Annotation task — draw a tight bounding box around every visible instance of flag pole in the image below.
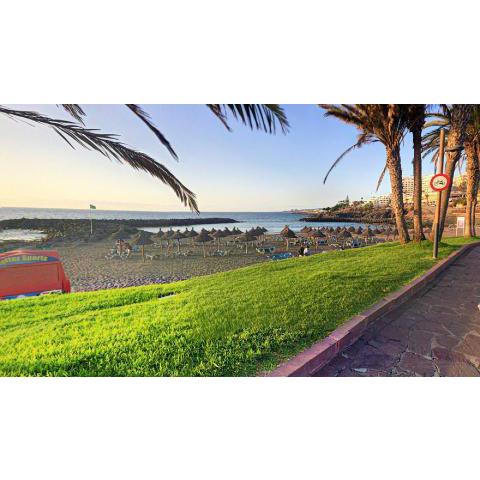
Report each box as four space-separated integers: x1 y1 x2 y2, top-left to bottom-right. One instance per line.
89 205 94 236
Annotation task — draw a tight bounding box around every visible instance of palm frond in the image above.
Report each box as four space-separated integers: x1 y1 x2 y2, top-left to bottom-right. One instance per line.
125 104 179 160
423 119 449 128
0 106 198 212
320 104 363 127
323 132 374 184
376 164 388 192
207 104 289 134
60 104 85 124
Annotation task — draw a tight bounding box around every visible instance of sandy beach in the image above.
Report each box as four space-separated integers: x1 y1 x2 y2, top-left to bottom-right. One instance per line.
54 238 273 291
0 224 462 293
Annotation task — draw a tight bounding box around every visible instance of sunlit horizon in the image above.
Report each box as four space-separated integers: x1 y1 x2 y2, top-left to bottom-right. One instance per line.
0 104 438 213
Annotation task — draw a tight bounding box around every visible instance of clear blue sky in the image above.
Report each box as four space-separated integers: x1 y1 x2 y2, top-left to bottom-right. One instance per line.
0 104 437 212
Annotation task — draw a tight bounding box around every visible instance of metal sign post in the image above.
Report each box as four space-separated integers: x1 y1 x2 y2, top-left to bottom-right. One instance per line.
432 129 447 259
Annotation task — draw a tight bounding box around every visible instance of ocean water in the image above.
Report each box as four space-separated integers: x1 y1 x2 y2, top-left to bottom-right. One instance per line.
0 207 368 241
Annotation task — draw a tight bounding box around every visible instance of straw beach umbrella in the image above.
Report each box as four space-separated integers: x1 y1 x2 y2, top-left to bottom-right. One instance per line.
348 226 356 233
132 230 154 262
151 229 165 251
212 229 227 249
187 228 198 245
110 226 131 255
309 229 325 248
280 225 296 250
236 231 257 254
172 229 186 253
195 230 214 257
160 229 172 253
363 228 374 244
254 226 267 241
339 230 352 245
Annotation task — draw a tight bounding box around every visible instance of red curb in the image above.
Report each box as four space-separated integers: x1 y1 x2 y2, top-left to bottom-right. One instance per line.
268 241 480 377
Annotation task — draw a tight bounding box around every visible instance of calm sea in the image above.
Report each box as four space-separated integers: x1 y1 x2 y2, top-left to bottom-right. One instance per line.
0 207 366 240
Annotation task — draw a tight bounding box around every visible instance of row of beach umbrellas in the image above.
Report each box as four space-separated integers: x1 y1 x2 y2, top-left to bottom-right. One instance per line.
109 223 400 260
110 225 269 258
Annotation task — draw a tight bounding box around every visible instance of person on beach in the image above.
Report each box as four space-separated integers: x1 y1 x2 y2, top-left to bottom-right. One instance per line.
303 246 309 256
298 245 305 256
123 242 132 257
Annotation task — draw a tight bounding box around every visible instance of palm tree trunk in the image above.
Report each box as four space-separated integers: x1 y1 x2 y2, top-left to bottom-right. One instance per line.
386 147 410 244
472 141 480 236
464 141 477 238
412 125 424 242
438 104 473 238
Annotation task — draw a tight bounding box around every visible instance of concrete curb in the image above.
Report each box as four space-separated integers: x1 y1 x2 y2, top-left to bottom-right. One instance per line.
268 241 480 377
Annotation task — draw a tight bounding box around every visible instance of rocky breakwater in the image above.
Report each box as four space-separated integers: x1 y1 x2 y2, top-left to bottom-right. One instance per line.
300 206 394 225
0 217 238 244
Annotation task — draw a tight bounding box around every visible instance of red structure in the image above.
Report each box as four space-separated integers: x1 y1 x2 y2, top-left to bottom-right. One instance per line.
0 250 71 300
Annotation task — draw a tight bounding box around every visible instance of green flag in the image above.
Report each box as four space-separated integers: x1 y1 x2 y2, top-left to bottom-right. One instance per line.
90 204 96 210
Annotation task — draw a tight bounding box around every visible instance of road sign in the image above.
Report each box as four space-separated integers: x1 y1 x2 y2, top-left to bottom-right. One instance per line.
430 173 451 192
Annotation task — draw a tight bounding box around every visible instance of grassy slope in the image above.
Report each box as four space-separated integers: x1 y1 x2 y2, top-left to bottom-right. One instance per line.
0 238 475 376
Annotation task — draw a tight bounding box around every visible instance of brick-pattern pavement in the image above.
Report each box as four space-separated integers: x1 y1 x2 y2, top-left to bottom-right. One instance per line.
314 247 480 377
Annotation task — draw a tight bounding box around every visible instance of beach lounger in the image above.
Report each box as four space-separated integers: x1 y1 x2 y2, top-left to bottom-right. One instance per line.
209 250 228 257
269 252 293 261
256 246 275 255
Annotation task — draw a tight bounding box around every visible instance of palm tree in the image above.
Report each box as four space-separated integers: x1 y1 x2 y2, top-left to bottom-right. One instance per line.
464 138 479 237
463 107 480 237
423 105 476 238
422 104 473 238
0 104 289 213
406 104 426 242
320 104 410 244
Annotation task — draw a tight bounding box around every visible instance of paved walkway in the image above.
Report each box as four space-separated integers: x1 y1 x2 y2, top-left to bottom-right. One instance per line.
315 246 480 377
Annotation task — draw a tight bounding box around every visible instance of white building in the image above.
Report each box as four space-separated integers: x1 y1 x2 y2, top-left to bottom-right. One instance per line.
402 174 439 204
368 194 391 207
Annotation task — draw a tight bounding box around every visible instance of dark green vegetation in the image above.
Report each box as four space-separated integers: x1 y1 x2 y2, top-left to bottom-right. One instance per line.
0 238 474 376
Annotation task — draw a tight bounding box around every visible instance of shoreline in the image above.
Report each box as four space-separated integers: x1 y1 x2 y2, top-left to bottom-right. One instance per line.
0 217 238 243
300 216 395 225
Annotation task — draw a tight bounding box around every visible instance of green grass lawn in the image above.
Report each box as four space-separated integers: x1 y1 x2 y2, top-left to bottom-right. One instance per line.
0 237 476 376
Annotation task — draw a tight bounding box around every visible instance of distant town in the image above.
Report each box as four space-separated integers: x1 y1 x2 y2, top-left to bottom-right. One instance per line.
290 172 471 214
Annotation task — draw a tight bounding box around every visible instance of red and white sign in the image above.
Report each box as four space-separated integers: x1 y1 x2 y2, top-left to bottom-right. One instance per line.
430 173 451 192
